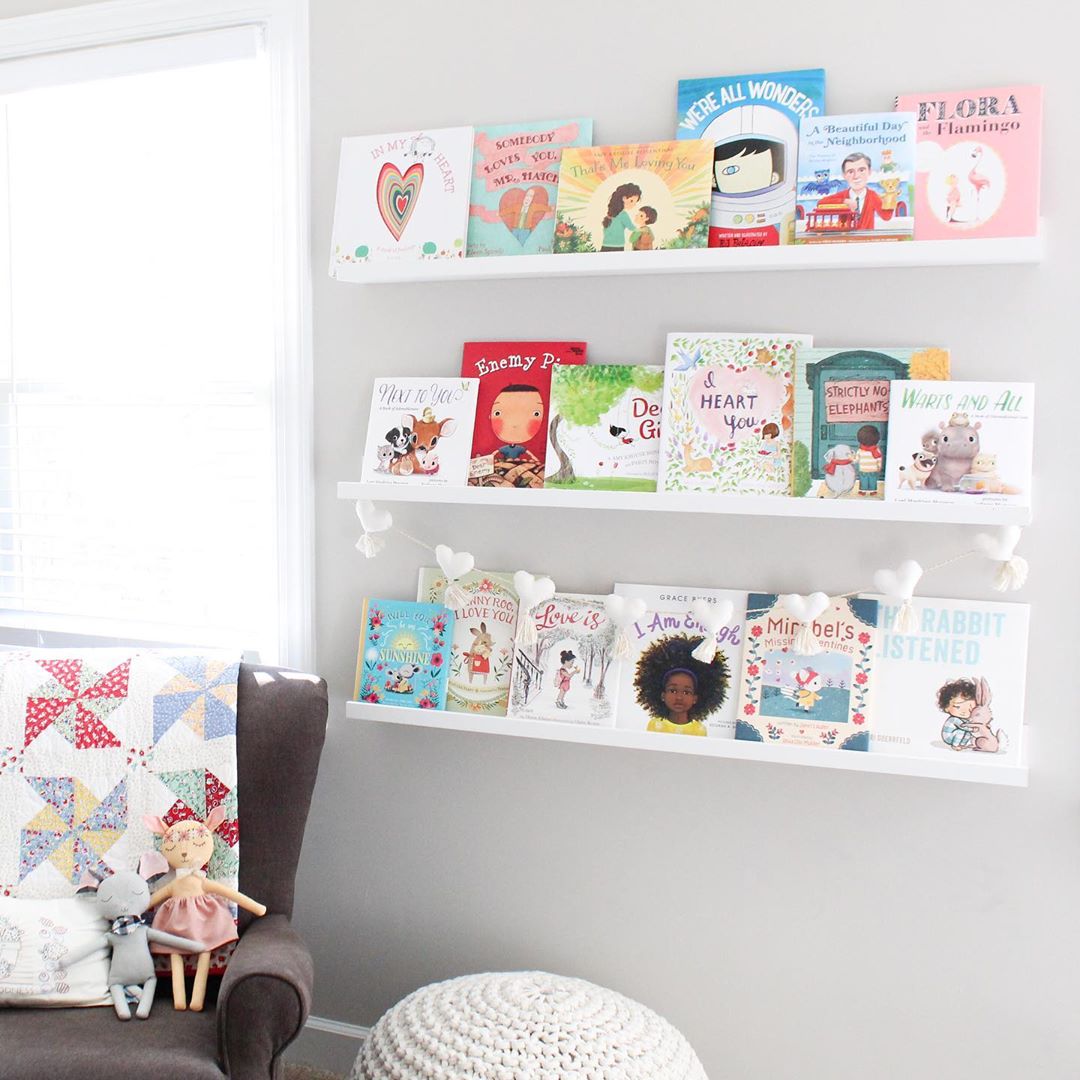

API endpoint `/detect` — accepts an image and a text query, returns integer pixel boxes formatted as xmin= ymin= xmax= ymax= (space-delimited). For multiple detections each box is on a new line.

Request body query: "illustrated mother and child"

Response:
xmin=600 ymin=183 xmax=658 ymax=251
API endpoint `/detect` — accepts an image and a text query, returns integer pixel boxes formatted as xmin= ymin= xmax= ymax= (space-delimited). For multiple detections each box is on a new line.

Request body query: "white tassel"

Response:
xmin=443 ymin=582 xmax=469 ymax=611
xmin=895 ymin=599 xmax=919 ymax=633
xmin=355 ymin=533 xmax=384 ymax=558
xmin=993 ymin=555 xmax=1029 ymax=592
xmin=612 ymin=630 xmax=633 ymax=660
xmin=690 ymin=635 xmax=716 ymax=664
xmin=515 ymin=619 xmax=537 ymax=649
xmin=791 ymin=621 xmax=822 ymax=656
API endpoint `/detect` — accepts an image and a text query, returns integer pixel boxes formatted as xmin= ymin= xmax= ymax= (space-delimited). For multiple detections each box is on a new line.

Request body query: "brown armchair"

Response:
xmin=0 ymin=663 xmax=329 ymax=1080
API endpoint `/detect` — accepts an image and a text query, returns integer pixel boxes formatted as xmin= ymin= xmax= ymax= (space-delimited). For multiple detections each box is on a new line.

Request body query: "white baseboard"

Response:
xmin=305 ymin=1014 xmax=371 ymax=1041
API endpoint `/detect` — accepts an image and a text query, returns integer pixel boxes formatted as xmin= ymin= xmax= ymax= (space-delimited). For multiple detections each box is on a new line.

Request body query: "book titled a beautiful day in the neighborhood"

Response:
xmin=462 ymin=342 xmax=587 ymax=489
xmin=884 ymin=381 xmax=1034 ymax=507
xmin=361 ymin=377 xmax=478 ymax=486
xmin=353 ymin=599 xmax=454 ymax=710
xmin=467 ymin=119 xmax=593 ymax=257
xmin=553 ymin=141 xmax=713 ymax=253
xmin=676 ymin=68 xmax=826 ymax=247
xmin=545 ymin=365 xmax=665 ymax=491
xmin=330 ymin=126 xmax=474 ymax=270
xmin=735 ymin=594 xmax=879 ymax=750
xmin=658 ymin=332 xmax=812 ymax=497
xmin=894 ymin=85 xmax=1042 ymax=240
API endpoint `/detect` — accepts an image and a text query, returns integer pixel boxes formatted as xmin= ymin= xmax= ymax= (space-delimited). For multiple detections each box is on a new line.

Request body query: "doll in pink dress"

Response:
xmin=143 ymin=806 xmax=266 ymax=1012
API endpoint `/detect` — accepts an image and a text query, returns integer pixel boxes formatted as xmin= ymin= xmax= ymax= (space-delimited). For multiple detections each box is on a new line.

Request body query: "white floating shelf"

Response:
xmin=347 ymin=701 xmax=1027 ymax=787
xmin=337 ymin=481 xmax=1031 ymax=527
xmin=330 ymin=228 xmax=1043 ymax=285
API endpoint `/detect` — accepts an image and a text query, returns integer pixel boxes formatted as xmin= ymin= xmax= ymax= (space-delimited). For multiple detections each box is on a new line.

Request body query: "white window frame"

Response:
xmin=0 ymin=0 xmax=314 ymax=671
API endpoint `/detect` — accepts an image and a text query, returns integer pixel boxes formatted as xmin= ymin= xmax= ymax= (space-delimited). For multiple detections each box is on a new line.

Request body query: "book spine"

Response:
xmin=353 ymin=597 xmax=369 ymax=700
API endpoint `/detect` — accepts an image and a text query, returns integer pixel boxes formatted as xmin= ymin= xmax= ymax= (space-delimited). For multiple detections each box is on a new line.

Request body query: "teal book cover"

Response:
xmin=466 ymin=118 xmax=592 ymax=257
xmin=353 ymin=599 xmax=454 ymax=710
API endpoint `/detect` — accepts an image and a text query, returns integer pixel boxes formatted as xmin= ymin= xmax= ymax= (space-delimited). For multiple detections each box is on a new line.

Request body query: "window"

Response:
xmin=0 ymin=1 xmax=312 ymax=667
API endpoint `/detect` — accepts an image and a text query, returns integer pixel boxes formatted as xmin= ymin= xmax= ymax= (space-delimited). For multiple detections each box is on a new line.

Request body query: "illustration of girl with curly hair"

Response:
xmin=600 ymin=183 xmax=642 ymax=251
xmin=633 ymin=634 xmax=729 ymax=736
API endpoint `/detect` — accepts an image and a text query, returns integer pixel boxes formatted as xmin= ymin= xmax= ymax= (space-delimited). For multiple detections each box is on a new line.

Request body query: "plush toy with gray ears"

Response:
xmin=67 ymin=855 xmax=206 ymax=1020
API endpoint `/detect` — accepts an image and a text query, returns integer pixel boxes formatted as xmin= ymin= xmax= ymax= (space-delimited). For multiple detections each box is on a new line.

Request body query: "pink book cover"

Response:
xmin=895 ymin=85 xmax=1042 ymax=240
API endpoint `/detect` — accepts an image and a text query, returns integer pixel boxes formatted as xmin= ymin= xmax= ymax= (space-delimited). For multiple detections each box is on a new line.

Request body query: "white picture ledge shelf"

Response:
xmin=347 ymin=701 xmax=1028 ymax=787
xmin=330 ymin=227 xmax=1044 ymax=285
xmin=337 ymin=482 xmax=1031 ymax=527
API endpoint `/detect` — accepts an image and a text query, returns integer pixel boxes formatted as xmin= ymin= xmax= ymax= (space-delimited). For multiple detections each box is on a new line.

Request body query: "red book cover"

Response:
xmin=462 ymin=341 xmax=586 ymax=488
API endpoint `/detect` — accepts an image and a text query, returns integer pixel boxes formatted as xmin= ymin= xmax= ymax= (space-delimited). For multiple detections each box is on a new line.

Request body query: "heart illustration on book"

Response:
xmin=498 ymin=186 xmax=550 ymax=242
xmin=872 ymin=560 xmax=923 ymax=602
xmin=779 ymin=592 xmax=830 ymax=625
xmin=355 ymin=499 xmax=392 ymax=533
xmin=513 ymin=570 xmax=555 ymax=613
xmin=688 ymin=365 xmax=786 ymax=447
xmin=435 ymin=544 xmax=474 ymax=582
xmin=603 ymin=594 xmax=646 ymax=629
xmin=376 ymin=161 xmax=424 ymax=241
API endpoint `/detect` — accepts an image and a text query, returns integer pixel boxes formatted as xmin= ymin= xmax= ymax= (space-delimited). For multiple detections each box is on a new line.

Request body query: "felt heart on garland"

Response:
xmin=513 ymin=570 xmax=555 ymax=613
xmin=355 ymin=500 xmax=392 ymax=533
xmin=973 ymin=525 xmax=1023 ymax=562
xmin=690 ymin=598 xmax=735 ymax=662
xmin=872 ymin=560 xmax=923 ymax=602
xmin=603 ymin=594 xmax=646 ymax=628
xmin=779 ymin=591 xmax=830 ymax=625
xmin=435 ymin=544 xmax=475 ymax=582
xmin=376 ymin=161 xmax=424 ymax=242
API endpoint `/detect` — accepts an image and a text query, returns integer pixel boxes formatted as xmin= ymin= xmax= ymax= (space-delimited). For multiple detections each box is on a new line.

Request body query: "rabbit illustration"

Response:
xmin=966 ymin=677 xmax=1003 ymax=753
xmin=464 ymin=621 xmax=494 ymax=683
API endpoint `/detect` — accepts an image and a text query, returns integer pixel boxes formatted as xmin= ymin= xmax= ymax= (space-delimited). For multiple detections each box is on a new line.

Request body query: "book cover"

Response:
xmin=884 ymin=380 xmax=1034 ymax=507
xmin=658 ymin=332 xmax=812 ymax=496
xmin=735 ymin=594 xmax=879 ymax=750
xmin=792 ymin=348 xmax=951 ymax=500
xmin=894 ymin=86 xmax=1042 ymax=240
xmin=553 ymin=141 xmax=713 ymax=253
xmin=417 ymin=569 xmax=519 ymax=716
xmin=353 ymin=599 xmax=454 ymax=709
xmin=330 ymin=126 xmax=474 ymax=270
xmin=545 ymin=365 xmax=665 ymax=492
xmin=467 ymin=119 xmax=593 ymax=257
xmin=871 ymin=594 xmax=1029 ymax=767
xmin=507 ymin=593 xmax=619 ymax=725
xmin=676 ymin=69 xmax=825 ymax=247
xmin=361 ymin=377 xmax=479 ymax=487
xmin=613 ymin=583 xmax=746 ymax=737
xmin=463 ymin=342 xmax=587 ymax=488
xmin=795 ymin=112 xmax=916 ymax=243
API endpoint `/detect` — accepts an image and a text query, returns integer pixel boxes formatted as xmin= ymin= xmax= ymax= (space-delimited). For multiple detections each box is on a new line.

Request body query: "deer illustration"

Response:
xmin=389 ymin=408 xmax=457 ymax=475
xmin=681 ymin=441 xmax=712 ymax=473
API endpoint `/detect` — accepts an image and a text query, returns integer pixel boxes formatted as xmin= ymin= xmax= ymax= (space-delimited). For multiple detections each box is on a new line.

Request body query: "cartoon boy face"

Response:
xmin=842 ymin=155 xmax=872 ymax=194
xmin=662 ymin=672 xmax=699 ymax=719
xmin=715 ymin=148 xmax=778 ymax=194
xmin=945 ymin=691 xmax=976 ymax=719
xmin=490 ymin=386 xmax=544 ymax=445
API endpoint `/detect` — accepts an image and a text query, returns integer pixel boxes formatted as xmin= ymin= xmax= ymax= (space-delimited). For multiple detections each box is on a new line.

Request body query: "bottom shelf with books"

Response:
xmin=346 ymin=701 xmax=1029 ymax=787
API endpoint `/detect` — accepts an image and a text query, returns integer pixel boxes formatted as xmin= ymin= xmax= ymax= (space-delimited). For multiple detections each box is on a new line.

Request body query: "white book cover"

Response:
xmin=884 ymin=380 xmax=1034 ymax=507
xmin=872 ymin=595 xmax=1029 ymax=767
xmin=330 ymin=126 xmax=474 ymax=270
xmin=507 ymin=593 xmax=619 ymax=726
xmin=361 ymin=377 xmax=478 ymax=486
xmin=613 ymin=583 xmax=747 ymax=737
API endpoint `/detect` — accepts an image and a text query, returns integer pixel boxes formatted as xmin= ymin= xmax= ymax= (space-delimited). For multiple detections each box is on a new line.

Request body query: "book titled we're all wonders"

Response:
xmin=354 ymin=599 xmax=454 ymax=710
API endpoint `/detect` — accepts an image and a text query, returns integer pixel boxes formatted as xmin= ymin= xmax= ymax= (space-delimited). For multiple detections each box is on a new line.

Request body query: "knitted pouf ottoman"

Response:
xmin=349 ymin=971 xmax=707 ymax=1080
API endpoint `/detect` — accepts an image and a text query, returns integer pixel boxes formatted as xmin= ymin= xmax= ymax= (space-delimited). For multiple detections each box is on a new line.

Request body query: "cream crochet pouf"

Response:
xmin=349 ymin=971 xmax=708 ymax=1080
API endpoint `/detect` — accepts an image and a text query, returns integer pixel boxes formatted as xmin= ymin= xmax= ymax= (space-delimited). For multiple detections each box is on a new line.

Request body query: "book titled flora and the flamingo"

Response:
xmin=467 ymin=119 xmax=593 ymax=258
xmin=884 ymin=380 xmax=1034 ymax=508
xmin=462 ymin=341 xmax=587 ymax=489
xmin=676 ymin=69 xmax=825 ymax=247
xmin=791 ymin=347 xmax=951 ymax=500
xmin=658 ymin=332 xmax=812 ymax=496
xmin=794 ymin=112 xmax=916 ymax=243
xmin=353 ymin=599 xmax=454 ymax=710
xmin=361 ymin=377 xmax=479 ymax=486
xmin=552 ymin=141 xmax=713 ymax=253
xmin=417 ymin=569 xmax=519 ymax=716
xmin=612 ymin=583 xmax=746 ymax=737
xmin=735 ymin=594 xmax=879 ymax=750
xmin=507 ymin=594 xmax=620 ymax=725
xmin=894 ymin=86 xmax=1042 ymax=240
xmin=330 ymin=126 xmax=474 ymax=270
xmin=545 ymin=365 xmax=665 ymax=491
xmin=871 ymin=596 xmax=1029 ymax=767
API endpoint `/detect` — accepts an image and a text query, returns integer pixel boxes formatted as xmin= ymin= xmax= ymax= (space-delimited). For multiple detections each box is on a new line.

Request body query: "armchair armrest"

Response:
xmin=217 ymin=913 xmax=314 ymax=1080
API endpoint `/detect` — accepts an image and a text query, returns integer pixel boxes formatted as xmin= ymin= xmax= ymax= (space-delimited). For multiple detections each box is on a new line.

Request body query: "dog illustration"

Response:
xmin=897 ymin=450 xmax=936 ymax=490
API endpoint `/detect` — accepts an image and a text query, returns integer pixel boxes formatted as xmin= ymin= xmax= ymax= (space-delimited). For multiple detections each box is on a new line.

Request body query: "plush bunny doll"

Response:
xmin=143 ymin=807 xmax=267 ymax=1012
xmin=67 ymin=858 xmax=205 ymax=1020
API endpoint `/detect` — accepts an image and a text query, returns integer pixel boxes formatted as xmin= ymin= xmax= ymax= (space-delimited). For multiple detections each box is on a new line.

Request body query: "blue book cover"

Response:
xmin=466 ymin=118 xmax=592 ymax=257
xmin=676 ymin=69 xmax=825 ymax=247
xmin=353 ymin=598 xmax=454 ymax=710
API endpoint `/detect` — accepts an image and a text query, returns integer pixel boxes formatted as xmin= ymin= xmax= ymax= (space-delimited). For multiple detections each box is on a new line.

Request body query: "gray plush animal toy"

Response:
xmin=66 ymin=856 xmax=205 ymax=1020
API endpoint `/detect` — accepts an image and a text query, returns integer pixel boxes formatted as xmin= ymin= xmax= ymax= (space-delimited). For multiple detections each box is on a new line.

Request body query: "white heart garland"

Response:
xmin=779 ymin=591 xmax=830 ymax=655
xmin=513 ymin=570 xmax=556 ymax=648
xmin=974 ymin=526 xmax=1028 ymax=591
xmin=872 ymin=560 xmax=923 ymax=633
xmin=689 ymin=598 xmax=735 ymax=663
xmin=354 ymin=500 xmax=393 ymax=560
xmin=604 ymin=594 xmax=647 ymax=660
xmin=435 ymin=544 xmax=475 ymax=610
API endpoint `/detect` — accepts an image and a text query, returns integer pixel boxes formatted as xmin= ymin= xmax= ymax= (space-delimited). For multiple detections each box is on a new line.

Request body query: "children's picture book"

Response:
xmin=545 ymin=365 xmax=665 ymax=491
xmin=508 ymin=594 xmax=619 ymax=726
xmin=871 ymin=595 xmax=1029 ymax=767
xmin=417 ymin=569 xmax=519 ymax=716
xmin=612 ymin=583 xmax=746 ymax=737
xmin=658 ymin=332 xmax=812 ymax=497
xmin=462 ymin=342 xmax=587 ymax=489
xmin=467 ymin=119 xmax=593 ymax=258
xmin=795 ymin=113 xmax=916 ymax=243
xmin=676 ymin=69 xmax=826 ymax=247
xmin=894 ymin=86 xmax=1042 ymax=240
xmin=792 ymin=348 xmax=951 ymax=500
xmin=553 ymin=141 xmax=713 ymax=253
xmin=353 ymin=599 xmax=454 ymax=710
xmin=735 ymin=594 xmax=879 ymax=750
xmin=330 ymin=126 xmax=474 ymax=270
xmin=884 ymin=381 xmax=1034 ymax=507
xmin=361 ymin=378 xmax=478 ymax=487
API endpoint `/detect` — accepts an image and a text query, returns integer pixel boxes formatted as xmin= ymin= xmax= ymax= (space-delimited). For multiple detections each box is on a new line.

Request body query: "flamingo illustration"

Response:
xmin=968 ymin=146 xmax=990 ymax=221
